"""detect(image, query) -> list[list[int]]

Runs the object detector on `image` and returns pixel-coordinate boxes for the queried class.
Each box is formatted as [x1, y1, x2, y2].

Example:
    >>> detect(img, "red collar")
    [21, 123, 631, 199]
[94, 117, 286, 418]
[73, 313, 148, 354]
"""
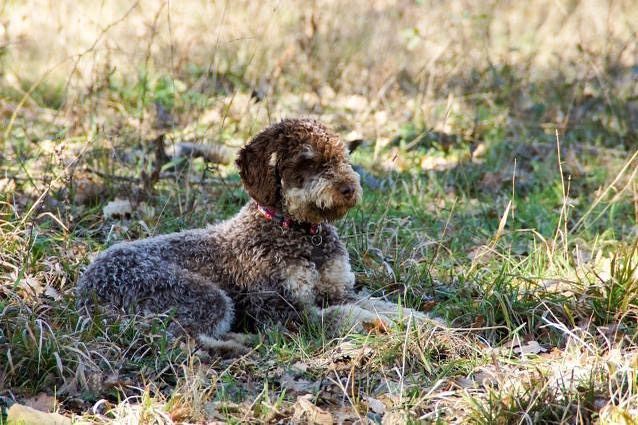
[256, 203, 321, 236]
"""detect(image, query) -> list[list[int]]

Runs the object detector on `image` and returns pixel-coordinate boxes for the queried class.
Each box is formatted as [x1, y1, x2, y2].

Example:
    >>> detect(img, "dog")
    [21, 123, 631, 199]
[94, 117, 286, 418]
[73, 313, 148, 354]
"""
[76, 118, 424, 351]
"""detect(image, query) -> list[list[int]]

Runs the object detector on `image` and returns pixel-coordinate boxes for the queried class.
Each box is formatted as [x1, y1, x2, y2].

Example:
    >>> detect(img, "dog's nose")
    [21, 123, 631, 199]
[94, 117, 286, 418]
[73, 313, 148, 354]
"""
[339, 184, 355, 198]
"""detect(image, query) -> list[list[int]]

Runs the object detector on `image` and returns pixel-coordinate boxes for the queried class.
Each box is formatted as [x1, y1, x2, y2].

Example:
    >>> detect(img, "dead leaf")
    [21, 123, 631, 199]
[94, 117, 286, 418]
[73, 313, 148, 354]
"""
[23, 393, 56, 412]
[420, 155, 459, 171]
[103, 198, 132, 220]
[329, 341, 374, 370]
[9, 271, 45, 297]
[291, 361, 309, 374]
[44, 286, 62, 301]
[365, 396, 386, 415]
[540, 347, 563, 360]
[471, 142, 488, 160]
[292, 394, 333, 425]
[471, 314, 485, 328]
[502, 340, 547, 356]
[362, 318, 390, 335]
[7, 403, 71, 425]
[329, 406, 361, 423]
[281, 374, 320, 394]
[421, 300, 438, 312]
[514, 340, 547, 355]
[454, 377, 475, 389]
[383, 410, 409, 425]
[472, 370, 499, 386]
[103, 372, 134, 389]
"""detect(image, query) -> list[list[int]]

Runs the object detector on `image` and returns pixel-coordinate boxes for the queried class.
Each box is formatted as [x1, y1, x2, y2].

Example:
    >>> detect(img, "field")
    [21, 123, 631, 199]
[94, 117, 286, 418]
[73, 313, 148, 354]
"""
[1, 0, 638, 423]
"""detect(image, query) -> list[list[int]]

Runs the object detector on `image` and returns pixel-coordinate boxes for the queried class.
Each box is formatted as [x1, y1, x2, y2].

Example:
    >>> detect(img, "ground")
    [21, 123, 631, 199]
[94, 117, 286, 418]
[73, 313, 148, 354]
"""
[1, 1, 638, 423]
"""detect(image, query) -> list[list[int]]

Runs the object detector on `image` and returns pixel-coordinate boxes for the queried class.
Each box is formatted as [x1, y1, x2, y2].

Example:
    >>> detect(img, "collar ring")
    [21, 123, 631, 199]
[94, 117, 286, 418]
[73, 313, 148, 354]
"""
[311, 235, 323, 246]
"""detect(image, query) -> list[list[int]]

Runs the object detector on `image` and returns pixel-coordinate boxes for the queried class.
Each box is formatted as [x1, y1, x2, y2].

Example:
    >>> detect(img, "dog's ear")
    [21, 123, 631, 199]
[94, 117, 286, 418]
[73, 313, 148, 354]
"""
[236, 126, 281, 208]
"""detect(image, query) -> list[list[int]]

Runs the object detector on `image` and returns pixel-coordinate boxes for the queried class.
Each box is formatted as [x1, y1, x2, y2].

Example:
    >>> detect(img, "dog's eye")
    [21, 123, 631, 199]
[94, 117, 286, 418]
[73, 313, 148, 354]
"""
[299, 157, 315, 166]
[289, 160, 318, 186]
[296, 158, 317, 171]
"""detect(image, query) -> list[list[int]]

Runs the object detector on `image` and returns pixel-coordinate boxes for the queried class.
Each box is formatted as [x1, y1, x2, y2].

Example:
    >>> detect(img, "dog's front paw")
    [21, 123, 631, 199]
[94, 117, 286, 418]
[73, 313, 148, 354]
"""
[354, 298, 430, 325]
[316, 304, 393, 336]
[317, 255, 356, 303]
[197, 333, 254, 358]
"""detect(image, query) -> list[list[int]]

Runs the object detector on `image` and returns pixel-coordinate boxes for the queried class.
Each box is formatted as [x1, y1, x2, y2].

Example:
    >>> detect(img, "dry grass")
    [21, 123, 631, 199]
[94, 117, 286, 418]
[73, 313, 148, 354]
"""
[1, 0, 638, 423]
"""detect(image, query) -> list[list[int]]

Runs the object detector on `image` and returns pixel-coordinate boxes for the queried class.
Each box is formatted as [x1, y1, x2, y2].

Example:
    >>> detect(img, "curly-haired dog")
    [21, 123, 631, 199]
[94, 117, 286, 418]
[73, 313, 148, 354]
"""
[76, 118, 423, 350]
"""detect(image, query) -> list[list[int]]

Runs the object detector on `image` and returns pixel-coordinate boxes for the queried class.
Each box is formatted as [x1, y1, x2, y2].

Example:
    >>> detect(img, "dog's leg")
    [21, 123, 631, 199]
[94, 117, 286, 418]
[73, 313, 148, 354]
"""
[309, 294, 431, 337]
[312, 303, 390, 336]
[316, 254, 356, 304]
[353, 296, 429, 324]
[77, 247, 235, 340]
[196, 332, 253, 358]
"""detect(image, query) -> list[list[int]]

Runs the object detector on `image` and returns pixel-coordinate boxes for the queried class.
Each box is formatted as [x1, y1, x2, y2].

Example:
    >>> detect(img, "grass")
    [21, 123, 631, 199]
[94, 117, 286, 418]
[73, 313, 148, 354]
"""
[1, 0, 638, 423]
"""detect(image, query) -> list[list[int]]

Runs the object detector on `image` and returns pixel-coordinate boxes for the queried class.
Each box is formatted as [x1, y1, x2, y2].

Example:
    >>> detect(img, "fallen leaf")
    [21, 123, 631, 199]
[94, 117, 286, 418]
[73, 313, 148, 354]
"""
[515, 340, 547, 355]
[24, 392, 56, 412]
[420, 155, 459, 171]
[281, 374, 320, 394]
[365, 396, 386, 414]
[383, 410, 409, 425]
[329, 406, 360, 423]
[471, 314, 486, 328]
[421, 300, 438, 312]
[454, 377, 475, 389]
[362, 318, 390, 335]
[44, 286, 63, 301]
[7, 403, 71, 425]
[540, 347, 563, 360]
[505, 340, 547, 356]
[9, 271, 45, 297]
[329, 341, 374, 370]
[103, 372, 134, 389]
[103, 198, 132, 220]
[472, 370, 499, 386]
[291, 361, 309, 374]
[292, 394, 333, 425]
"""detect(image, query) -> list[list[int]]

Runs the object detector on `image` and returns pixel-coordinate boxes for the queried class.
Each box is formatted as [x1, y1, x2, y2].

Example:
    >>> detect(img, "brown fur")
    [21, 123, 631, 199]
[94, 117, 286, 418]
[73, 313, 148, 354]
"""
[76, 120, 355, 338]
[76, 119, 427, 351]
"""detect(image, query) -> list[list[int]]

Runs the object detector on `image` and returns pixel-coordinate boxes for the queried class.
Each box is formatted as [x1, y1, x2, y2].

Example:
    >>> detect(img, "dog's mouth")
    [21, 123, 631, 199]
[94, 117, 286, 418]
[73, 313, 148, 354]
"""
[311, 203, 352, 221]
[283, 177, 361, 223]
[310, 184, 360, 221]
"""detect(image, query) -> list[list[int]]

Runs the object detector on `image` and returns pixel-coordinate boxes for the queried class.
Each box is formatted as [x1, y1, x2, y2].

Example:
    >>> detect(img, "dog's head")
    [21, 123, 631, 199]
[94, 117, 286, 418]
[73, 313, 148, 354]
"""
[236, 118, 362, 223]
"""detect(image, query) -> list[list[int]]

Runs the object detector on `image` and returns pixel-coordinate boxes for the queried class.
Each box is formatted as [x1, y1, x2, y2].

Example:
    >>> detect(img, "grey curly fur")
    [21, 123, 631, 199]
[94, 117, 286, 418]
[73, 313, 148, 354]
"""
[76, 118, 425, 349]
